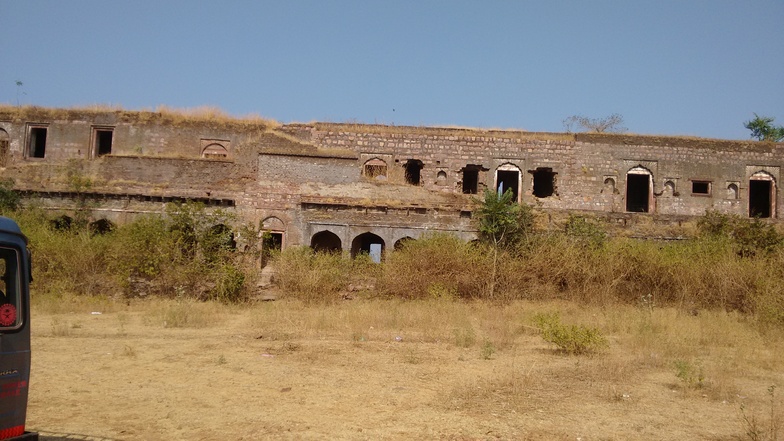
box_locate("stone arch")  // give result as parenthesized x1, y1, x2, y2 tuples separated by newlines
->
(261, 216, 285, 231)
(363, 158, 387, 180)
(202, 143, 228, 159)
(311, 230, 342, 253)
(0, 129, 9, 167)
(749, 171, 776, 218)
(727, 183, 739, 200)
(663, 180, 676, 197)
(625, 165, 653, 213)
(436, 170, 447, 185)
(351, 232, 385, 262)
(394, 236, 415, 250)
(602, 177, 616, 194)
(88, 218, 115, 236)
(495, 163, 522, 202)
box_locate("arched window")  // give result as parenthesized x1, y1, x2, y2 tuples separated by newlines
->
(311, 230, 342, 253)
(363, 158, 387, 179)
(202, 143, 229, 159)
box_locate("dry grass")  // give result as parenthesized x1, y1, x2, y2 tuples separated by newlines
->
(0, 104, 278, 129)
(27, 297, 784, 440)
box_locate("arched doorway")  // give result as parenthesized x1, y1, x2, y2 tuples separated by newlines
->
(260, 217, 285, 267)
(749, 171, 776, 218)
(626, 166, 653, 213)
(351, 232, 385, 263)
(495, 163, 522, 202)
(311, 230, 342, 253)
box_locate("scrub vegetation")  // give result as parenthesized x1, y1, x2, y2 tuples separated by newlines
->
(4, 193, 783, 439)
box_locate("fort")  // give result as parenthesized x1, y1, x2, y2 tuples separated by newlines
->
(0, 106, 782, 260)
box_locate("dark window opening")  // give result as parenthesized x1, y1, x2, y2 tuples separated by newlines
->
(460, 210, 472, 219)
(626, 174, 651, 212)
(749, 180, 772, 218)
(691, 181, 710, 195)
(261, 231, 283, 267)
(496, 170, 519, 202)
(405, 160, 423, 186)
(311, 231, 342, 253)
(351, 232, 385, 263)
(95, 129, 113, 156)
(462, 166, 480, 194)
(29, 127, 47, 158)
(531, 167, 556, 198)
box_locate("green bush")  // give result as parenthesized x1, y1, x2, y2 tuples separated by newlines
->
(532, 312, 607, 355)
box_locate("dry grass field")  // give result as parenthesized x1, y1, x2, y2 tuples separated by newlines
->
(27, 296, 783, 440)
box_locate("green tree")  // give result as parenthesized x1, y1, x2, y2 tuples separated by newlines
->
(744, 114, 784, 142)
(474, 188, 534, 298)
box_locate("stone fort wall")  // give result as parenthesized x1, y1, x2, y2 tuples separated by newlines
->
(0, 106, 782, 257)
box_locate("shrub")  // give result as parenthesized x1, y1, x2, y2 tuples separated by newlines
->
(564, 214, 607, 249)
(272, 247, 373, 302)
(380, 233, 489, 299)
(532, 312, 607, 355)
(0, 179, 20, 213)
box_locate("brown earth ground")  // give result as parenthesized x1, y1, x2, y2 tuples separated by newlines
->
(26, 297, 784, 440)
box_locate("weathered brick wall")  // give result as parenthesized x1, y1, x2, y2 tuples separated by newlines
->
(290, 123, 784, 219)
(2, 108, 784, 254)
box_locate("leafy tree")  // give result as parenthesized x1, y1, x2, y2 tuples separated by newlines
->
(744, 114, 784, 142)
(563, 113, 627, 133)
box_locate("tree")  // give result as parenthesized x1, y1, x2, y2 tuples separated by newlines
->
(474, 188, 534, 298)
(562, 113, 627, 133)
(744, 114, 784, 142)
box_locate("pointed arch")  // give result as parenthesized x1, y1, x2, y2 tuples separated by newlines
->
(311, 230, 342, 253)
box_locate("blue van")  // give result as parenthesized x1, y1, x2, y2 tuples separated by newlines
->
(0, 217, 37, 440)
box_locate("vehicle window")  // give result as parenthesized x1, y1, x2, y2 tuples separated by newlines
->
(0, 247, 21, 330)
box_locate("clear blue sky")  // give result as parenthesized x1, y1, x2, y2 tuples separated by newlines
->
(1, 1, 782, 140)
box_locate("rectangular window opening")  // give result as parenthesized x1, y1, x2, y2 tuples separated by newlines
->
(28, 127, 47, 158)
(691, 181, 711, 195)
(462, 166, 479, 194)
(405, 159, 423, 186)
(94, 129, 114, 156)
(531, 167, 556, 198)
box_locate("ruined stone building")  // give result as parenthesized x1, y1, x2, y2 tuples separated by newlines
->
(0, 106, 782, 260)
